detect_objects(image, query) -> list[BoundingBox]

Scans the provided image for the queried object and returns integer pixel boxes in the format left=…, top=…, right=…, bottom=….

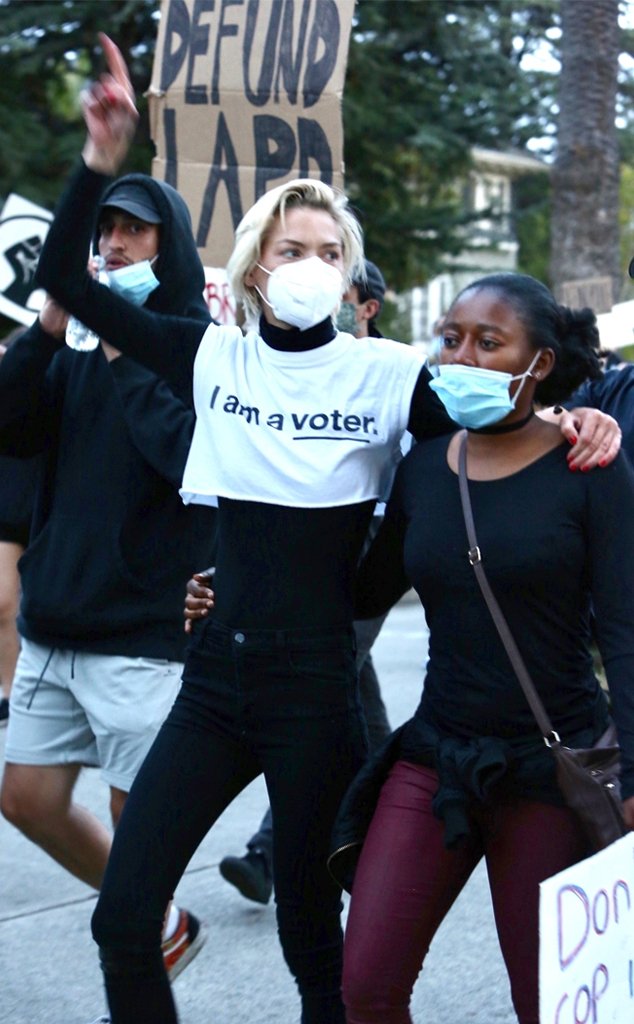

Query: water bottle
left=65, top=316, right=100, bottom=352
left=65, top=257, right=109, bottom=352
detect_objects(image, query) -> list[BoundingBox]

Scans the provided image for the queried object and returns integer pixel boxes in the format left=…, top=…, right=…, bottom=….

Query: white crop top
left=180, top=325, right=424, bottom=509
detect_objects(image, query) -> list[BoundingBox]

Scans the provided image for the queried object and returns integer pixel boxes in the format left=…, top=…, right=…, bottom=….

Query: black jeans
left=92, top=620, right=367, bottom=1024
left=249, top=617, right=391, bottom=862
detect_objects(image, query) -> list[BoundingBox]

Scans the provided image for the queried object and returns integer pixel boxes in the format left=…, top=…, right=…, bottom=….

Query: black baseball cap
left=354, top=260, right=386, bottom=308
left=99, top=183, right=162, bottom=224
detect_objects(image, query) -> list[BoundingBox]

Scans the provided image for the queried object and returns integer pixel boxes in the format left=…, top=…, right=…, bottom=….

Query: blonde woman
left=36, top=38, right=620, bottom=1024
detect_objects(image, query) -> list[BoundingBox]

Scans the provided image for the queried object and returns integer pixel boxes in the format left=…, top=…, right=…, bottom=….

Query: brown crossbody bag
left=457, top=431, right=626, bottom=851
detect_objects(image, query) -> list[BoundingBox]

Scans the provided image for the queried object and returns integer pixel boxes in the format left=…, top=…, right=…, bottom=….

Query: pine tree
left=344, top=0, right=560, bottom=288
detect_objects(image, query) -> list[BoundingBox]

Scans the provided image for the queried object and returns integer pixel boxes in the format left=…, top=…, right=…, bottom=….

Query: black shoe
left=219, top=850, right=273, bottom=904
left=0, top=698, right=8, bottom=728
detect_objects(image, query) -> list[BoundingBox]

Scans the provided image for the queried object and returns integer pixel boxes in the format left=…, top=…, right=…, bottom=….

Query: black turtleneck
left=34, top=161, right=454, bottom=626
left=259, top=314, right=336, bottom=352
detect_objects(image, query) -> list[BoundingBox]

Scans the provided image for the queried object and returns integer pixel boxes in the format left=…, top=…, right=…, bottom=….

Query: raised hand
left=81, top=33, right=139, bottom=176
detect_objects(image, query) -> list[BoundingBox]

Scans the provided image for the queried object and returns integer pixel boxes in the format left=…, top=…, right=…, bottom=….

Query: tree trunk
left=550, top=0, right=620, bottom=306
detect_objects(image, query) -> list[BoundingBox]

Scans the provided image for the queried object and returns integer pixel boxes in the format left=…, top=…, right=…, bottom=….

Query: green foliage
left=0, top=0, right=160, bottom=210
left=619, top=161, right=634, bottom=300
left=376, top=297, right=413, bottom=346
left=514, top=172, right=552, bottom=285
left=10, top=0, right=634, bottom=301
left=343, top=0, right=560, bottom=290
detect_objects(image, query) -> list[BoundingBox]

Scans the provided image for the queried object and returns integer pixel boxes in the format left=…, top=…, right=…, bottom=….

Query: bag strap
left=457, top=431, right=559, bottom=745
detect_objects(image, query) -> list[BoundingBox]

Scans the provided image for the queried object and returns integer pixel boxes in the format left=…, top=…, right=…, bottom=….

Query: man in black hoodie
left=0, top=155, right=214, bottom=978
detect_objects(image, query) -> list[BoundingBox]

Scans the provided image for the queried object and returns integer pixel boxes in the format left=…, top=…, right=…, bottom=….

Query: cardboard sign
left=560, top=277, right=613, bottom=315
left=540, top=833, right=634, bottom=1023
left=149, top=0, right=355, bottom=268
left=0, top=194, right=53, bottom=326
left=203, top=265, right=237, bottom=324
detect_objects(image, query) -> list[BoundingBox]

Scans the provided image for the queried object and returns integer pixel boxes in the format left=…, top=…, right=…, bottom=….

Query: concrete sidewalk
left=0, top=601, right=517, bottom=1023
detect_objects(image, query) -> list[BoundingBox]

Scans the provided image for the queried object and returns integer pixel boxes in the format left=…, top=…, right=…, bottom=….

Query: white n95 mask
left=256, top=256, right=342, bottom=331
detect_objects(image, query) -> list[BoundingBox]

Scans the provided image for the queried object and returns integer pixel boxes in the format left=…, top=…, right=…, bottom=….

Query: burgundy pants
left=342, top=760, right=587, bottom=1024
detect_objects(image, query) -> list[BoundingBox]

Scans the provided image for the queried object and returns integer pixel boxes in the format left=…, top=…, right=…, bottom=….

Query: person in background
left=337, top=259, right=386, bottom=339
left=0, top=131, right=215, bottom=985
left=338, top=274, right=634, bottom=1024
left=186, top=260, right=394, bottom=906
left=0, top=326, right=35, bottom=727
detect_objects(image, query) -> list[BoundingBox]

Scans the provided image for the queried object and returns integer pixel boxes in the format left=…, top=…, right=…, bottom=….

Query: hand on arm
left=39, top=295, right=69, bottom=340
left=538, top=406, right=621, bottom=470
left=81, top=34, right=138, bottom=176
left=184, top=569, right=215, bottom=633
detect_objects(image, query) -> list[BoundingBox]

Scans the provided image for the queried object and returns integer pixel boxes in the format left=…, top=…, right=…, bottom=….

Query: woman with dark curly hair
left=340, top=274, right=634, bottom=1024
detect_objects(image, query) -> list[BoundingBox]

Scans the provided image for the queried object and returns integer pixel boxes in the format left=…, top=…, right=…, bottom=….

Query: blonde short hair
left=227, top=179, right=365, bottom=324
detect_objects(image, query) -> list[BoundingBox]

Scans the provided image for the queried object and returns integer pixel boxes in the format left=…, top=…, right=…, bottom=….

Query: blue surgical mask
left=428, top=350, right=542, bottom=429
left=107, top=255, right=160, bottom=306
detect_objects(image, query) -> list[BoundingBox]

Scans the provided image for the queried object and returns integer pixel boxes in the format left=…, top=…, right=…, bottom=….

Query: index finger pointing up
left=98, top=33, right=133, bottom=95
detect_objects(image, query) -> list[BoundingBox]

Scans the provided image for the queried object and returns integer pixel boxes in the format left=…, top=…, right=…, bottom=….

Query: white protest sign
left=203, top=266, right=237, bottom=325
left=540, top=833, right=634, bottom=1023
left=0, top=194, right=52, bottom=326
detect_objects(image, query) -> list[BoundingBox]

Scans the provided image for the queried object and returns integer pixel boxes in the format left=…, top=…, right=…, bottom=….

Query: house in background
left=400, top=147, right=548, bottom=352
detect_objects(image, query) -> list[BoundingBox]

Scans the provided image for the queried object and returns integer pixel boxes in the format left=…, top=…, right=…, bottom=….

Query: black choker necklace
left=469, top=409, right=535, bottom=435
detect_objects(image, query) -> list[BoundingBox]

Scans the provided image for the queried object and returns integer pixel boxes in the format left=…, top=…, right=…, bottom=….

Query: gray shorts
left=5, top=638, right=183, bottom=791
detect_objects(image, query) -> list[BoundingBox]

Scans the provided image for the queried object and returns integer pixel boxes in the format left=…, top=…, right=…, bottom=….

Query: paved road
left=0, top=600, right=517, bottom=1024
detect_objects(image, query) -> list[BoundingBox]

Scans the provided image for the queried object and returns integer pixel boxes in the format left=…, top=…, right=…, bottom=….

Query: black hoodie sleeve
left=109, top=356, right=195, bottom=488
left=0, top=320, right=65, bottom=457
left=407, top=366, right=457, bottom=442
left=35, top=160, right=207, bottom=403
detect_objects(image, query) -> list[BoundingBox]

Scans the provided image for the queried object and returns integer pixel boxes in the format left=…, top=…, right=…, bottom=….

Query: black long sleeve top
left=355, top=435, right=634, bottom=839
left=0, top=453, right=39, bottom=530
left=36, top=160, right=456, bottom=630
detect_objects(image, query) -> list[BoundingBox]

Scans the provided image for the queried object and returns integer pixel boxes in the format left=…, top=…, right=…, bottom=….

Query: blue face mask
left=428, top=350, right=542, bottom=429
left=107, top=256, right=160, bottom=306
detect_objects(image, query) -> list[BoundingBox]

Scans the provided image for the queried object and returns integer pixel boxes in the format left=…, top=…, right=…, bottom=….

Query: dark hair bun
left=537, top=304, right=601, bottom=406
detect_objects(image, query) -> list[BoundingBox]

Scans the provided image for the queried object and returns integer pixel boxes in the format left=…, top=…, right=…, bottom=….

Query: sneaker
left=219, top=850, right=273, bottom=905
left=162, top=909, right=207, bottom=981
left=0, top=697, right=8, bottom=728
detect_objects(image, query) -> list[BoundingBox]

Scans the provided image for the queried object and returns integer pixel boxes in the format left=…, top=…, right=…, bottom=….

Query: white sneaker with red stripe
left=162, top=908, right=207, bottom=980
